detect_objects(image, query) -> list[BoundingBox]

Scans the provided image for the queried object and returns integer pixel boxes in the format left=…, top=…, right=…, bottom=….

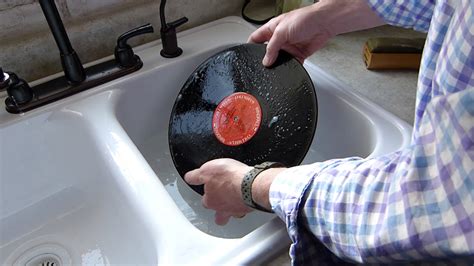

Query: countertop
left=264, top=25, right=426, bottom=265
left=307, top=25, right=426, bottom=126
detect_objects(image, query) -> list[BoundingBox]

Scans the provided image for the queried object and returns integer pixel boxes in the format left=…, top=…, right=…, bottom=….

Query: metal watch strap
left=241, top=162, right=284, bottom=213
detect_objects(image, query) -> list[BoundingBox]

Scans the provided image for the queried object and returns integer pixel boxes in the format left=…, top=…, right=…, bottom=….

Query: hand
left=248, top=0, right=385, bottom=67
left=184, top=158, right=254, bottom=225
left=248, top=4, right=332, bottom=66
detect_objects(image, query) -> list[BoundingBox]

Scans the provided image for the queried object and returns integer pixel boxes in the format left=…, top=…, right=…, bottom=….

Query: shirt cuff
left=269, top=158, right=362, bottom=264
left=269, top=159, right=362, bottom=236
left=269, top=164, right=318, bottom=228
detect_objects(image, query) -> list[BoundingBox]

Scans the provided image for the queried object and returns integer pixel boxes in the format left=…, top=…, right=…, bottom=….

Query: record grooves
left=169, top=43, right=318, bottom=195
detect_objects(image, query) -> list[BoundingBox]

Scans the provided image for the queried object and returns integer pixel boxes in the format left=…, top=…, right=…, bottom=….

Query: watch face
left=169, top=43, right=318, bottom=195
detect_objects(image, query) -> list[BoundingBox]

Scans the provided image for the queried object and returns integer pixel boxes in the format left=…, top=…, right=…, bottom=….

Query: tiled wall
left=0, top=0, right=245, bottom=81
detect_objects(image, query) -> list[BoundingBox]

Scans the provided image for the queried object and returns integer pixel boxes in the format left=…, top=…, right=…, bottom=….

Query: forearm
left=310, top=0, right=385, bottom=36
left=273, top=146, right=473, bottom=263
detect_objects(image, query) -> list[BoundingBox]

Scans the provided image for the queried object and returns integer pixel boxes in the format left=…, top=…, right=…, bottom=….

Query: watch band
left=241, top=162, right=285, bottom=213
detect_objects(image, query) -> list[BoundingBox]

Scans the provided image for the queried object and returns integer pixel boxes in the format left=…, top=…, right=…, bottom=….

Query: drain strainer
left=12, top=243, right=71, bottom=266
left=25, top=253, right=61, bottom=266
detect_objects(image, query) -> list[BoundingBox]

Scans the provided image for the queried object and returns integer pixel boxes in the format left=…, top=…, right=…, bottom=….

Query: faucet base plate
left=5, top=56, right=143, bottom=114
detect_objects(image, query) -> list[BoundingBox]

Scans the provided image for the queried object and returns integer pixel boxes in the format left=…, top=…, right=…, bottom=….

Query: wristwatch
left=241, top=162, right=285, bottom=213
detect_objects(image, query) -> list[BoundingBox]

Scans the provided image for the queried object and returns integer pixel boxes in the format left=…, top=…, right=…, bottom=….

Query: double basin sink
left=0, top=17, right=412, bottom=264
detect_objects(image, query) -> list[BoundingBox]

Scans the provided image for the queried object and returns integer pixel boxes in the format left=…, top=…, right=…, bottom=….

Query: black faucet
left=160, top=0, right=188, bottom=58
left=4, top=0, right=154, bottom=114
left=39, top=0, right=85, bottom=84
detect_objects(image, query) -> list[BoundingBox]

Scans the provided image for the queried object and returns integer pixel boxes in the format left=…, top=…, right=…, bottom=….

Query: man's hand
left=185, top=159, right=254, bottom=225
left=248, top=0, right=385, bottom=67
left=248, top=3, right=332, bottom=67
left=185, top=158, right=286, bottom=225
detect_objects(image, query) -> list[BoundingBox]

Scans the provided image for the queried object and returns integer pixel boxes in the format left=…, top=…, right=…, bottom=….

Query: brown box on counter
left=363, top=38, right=425, bottom=70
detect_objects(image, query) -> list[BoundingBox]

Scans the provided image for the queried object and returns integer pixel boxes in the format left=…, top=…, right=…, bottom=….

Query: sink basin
left=0, top=17, right=412, bottom=264
left=0, top=112, right=158, bottom=264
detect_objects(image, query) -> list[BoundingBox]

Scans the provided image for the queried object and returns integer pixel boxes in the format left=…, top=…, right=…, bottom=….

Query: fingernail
left=262, top=56, right=270, bottom=66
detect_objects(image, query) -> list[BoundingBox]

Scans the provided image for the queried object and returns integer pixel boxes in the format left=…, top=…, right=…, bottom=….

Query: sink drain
left=25, top=254, right=61, bottom=266
left=10, top=243, right=71, bottom=266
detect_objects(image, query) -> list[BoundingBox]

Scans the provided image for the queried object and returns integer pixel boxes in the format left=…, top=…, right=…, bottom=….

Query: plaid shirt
left=269, top=0, right=474, bottom=264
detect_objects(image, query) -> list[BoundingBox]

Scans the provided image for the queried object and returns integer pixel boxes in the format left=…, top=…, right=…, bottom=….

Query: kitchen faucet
left=160, top=0, right=188, bottom=58
left=39, top=0, right=85, bottom=84
left=3, top=0, right=154, bottom=114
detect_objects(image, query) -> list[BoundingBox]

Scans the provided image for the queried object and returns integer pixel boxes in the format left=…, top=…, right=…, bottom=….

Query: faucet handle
left=115, top=23, right=154, bottom=68
left=160, top=17, right=188, bottom=58
left=166, top=17, right=188, bottom=30
left=4, top=72, right=34, bottom=105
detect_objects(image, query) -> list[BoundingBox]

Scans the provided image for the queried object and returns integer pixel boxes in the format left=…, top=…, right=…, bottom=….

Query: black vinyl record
left=169, top=43, right=318, bottom=195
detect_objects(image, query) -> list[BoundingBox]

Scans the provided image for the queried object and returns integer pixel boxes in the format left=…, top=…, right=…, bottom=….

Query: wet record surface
left=169, top=43, right=318, bottom=195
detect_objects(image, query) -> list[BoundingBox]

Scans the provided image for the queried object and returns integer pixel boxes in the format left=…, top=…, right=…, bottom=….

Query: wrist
left=241, top=162, right=286, bottom=212
left=251, top=167, right=286, bottom=211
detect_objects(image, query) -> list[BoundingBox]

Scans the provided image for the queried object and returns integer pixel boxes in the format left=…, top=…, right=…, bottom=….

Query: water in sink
left=122, top=78, right=377, bottom=239
left=140, top=131, right=274, bottom=238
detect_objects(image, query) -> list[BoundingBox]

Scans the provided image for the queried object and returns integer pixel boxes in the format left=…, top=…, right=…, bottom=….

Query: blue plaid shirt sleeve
left=269, top=0, right=474, bottom=264
left=367, top=0, right=435, bottom=32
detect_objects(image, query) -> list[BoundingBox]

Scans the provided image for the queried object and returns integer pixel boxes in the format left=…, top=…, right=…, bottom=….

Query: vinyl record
left=169, top=43, right=318, bottom=195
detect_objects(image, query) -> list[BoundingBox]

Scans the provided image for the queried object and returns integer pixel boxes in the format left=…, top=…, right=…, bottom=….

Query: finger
left=247, top=17, right=280, bottom=43
left=215, top=212, right=231, bottom=226
left=263, top=26, right=288, bottom=67
left=184, top=169, right=204, bottom=185
left=232, top=213, right=246, bottom=219
left=248, top=24, right=273, bottom=44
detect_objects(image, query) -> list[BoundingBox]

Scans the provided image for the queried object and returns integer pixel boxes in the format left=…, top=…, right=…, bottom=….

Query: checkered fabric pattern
left=269, top=0, right=474, bottom=264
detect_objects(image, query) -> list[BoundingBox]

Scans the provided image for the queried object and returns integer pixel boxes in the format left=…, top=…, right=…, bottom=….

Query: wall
left=0, top=0, right=245, bottom=82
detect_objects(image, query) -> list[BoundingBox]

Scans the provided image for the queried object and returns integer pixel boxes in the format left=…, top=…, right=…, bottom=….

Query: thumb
left=184, top=169, right=204, bottom=185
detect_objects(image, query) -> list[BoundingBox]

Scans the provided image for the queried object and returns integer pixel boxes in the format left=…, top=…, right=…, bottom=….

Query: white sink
left=0, top=17, right=412, bottom=264
left=0, top=111, right=158, bottom=264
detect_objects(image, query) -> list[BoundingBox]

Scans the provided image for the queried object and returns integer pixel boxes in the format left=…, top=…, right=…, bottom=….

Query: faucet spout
left=39, top=0, right=85, bottom=84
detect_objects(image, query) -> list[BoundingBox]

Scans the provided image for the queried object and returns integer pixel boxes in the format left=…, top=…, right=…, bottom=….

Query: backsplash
left=0, top=0, right=245, bottom=82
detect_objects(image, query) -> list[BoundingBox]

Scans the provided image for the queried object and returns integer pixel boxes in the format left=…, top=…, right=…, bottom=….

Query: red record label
left=212, top=92, right=262, bottom=146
